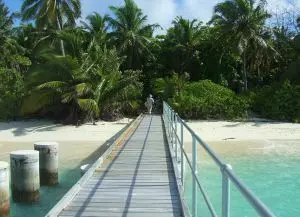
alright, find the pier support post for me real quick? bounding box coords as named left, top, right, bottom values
left=80, top=164, right=89, bottom=176
left=10, top=150, right=40, bottom=203
left=0, top=162, right=9, bottom=217
left=34, top=142, right=59, bottom=186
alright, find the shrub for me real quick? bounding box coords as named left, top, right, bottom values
left=251, top=80, right=300, bottom=122
left=171, top=80, right=249, bottom=119
left=0, top=68, right=24, bottom=120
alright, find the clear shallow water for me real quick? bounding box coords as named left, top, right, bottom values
left=184, top=140, right=300, bottom=217
left=0, top=141, right=104, bottom=217
left=11, top=167, right=81, bottom=217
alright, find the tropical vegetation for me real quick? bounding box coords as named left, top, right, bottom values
left=0, top=0, right=299, bottom=123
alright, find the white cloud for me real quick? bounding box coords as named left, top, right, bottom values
left=81, top=0, right=123, bottom=19
left=266, top=0, right=300, bottom=13
left=81, top=0, right=300, bottom=33
left=178, top=0, right=222, bottom=23
left=134, top=0, right=177, bottom=29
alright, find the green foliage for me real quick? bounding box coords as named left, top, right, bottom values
left=210, top=0, right=275, bottom=91
left=157, top=17, right=203, bottom=81
left=171, top=80, right=249, bottom=119
left=153, top=72, right=190, bottom=99
left=251, top=80, right=300, bottom=122
left=21, top=0, right=81, bottom=28
left=0, top=0, right=299, bottom=124
left=22, top=42, right=142, bottom=123
left=108, top=0, right=159, bottom=70
left=0, top=68, right=24, bottom=120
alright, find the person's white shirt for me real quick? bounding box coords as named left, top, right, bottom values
left=146, top=95, right=154, bottom=114
left=147, top=96, right=154, bottom=107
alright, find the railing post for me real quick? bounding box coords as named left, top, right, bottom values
left=174, top=114, right=178, bottom=161
left=222, top=164, right=232, bottom=217
left=192, top=135, right=197, bottom=217
left=180, top=120, right=184, bottom=186
left=171, top=110, right=174, bottom=149
left=168, top=107, right=171, bottom=140
left=169, top=108, right=171, bottom=140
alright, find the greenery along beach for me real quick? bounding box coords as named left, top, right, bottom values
left=0, top=0, right=299, bottom=122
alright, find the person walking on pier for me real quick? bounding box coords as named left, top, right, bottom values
left=145, top=94, right=154, bottom=114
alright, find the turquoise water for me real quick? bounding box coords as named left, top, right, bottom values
left=184, top=141, right=300, bottom=217
left=11, top=168, right=81, bottom=217
left=0, top=140, right=104, bottom=217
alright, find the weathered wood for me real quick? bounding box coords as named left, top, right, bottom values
left=48, top=115, right=183, bottom=217
left=59, top=212, right=182, bottom=217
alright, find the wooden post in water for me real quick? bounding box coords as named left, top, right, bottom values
left=34, top=142, right=59, bottom=186
left=10, top=150, right=40, bottom=203
left=0, top=162, right=9, bottom=217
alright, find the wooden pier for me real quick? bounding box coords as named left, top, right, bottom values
left=46, top=115, right=184, bottom=217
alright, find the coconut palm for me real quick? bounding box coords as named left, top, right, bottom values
left=108, top=0, right=159, bottom=70
left=166, top=16, right=202, bottom=74
left=171, top=16, right=201, bottom=46
left=81, top=12, right=109, bottom=46
left=22, top=30, right=141, bottom=123
left=210, top=0, right=272, bottom=91
left=21, top=0, right=81, bottom=56
left=0, top=0, right=17, bottom=59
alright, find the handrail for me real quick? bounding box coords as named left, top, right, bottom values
left=162, top=101, right=277, bottom=217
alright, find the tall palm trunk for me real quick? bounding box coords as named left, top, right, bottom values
left=56, top=15, right=66, bottom=56
left=243, top=52, right=248, bottom=92
left=127, top=46, right=133, bottom=69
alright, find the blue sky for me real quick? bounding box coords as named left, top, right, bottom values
left=3, top=0, right=300, bottom=31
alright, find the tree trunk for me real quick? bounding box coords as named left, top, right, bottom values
left=127, top=46, right=133, bottom=69
left=243, top=52, right=248, bottom=92
left=56, top=15, right=65, bottom=56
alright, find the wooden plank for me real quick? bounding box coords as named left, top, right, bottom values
left=61, top=207, right=182, bottom=213
left=59, top=212, right=181, bottom=217
left=71, top=198, right=181, bottom=204
left=50, top=115, right=184, bottom=217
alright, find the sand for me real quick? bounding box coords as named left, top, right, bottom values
left=179, top=120, right=300, bottom=159
left=0, top=118, right=132, bottom=166
left=0, top=117, right=299, bottom=164
left=186, top=120, right=300, bottom=141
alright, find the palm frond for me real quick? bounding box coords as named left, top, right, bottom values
left=76, top=98, right=99, bottom=116
left=36, top=81, right=68, bottom=92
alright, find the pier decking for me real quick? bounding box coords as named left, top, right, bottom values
left=48, top=115, right=183, bottom=217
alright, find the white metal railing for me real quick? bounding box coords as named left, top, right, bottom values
left=163, top=101, right=277, bottom=217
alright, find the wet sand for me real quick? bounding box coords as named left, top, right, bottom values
left=184, top=139, right=300, bottom=157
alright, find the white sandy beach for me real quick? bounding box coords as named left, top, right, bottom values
left=0, top=118, right=299, bottom=163
left=186, top=120, right=300, bottom=141
left=0, top=118, right=132, bottom=166
left=183, top=120, right=300, bottom=158
left=0, top=118, right=132, bottom=142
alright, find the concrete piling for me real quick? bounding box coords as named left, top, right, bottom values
left=0, top=162, right=9, bottom=217
left=80, top=164, right=90, bottom=176
left=10, top=150, right=40, bottom=203
left=34, top=142, right=59, bottom=186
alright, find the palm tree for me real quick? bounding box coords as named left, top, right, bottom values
left=167, top=16, right=202, bottom=74
left=108, top=0, right=159, bottom=70
left=22, top=31, right=141, bottom=123
left=81, top=12, right=109, bottom=46
left=0, top=0, right=29, bottom=71
left=21, top=0, right=81, bottom=56
left=210, top=0, right=272, bottom=91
